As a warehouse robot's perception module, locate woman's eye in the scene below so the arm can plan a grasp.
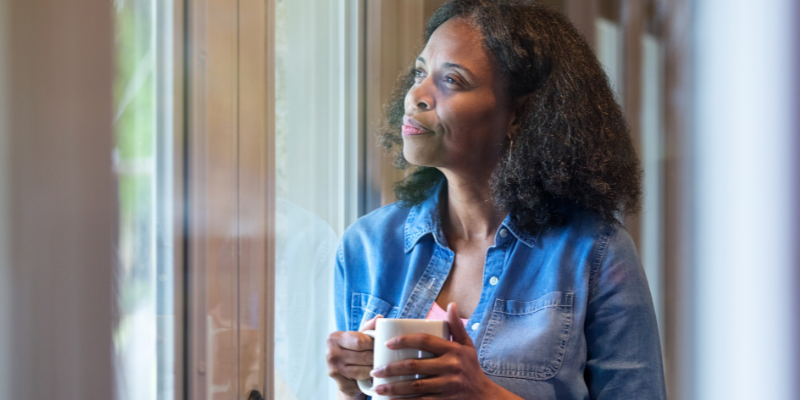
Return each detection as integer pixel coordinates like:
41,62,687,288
413,68,425,78
444,75,461,86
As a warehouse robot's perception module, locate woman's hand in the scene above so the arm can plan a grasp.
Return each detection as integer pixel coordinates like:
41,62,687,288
326,315,382,400
369,303,523,400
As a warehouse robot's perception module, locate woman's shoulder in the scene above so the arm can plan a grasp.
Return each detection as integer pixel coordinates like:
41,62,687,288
539,205,621,240
336,202,417,283
567,207,636,256
537,205,638,263
340,201,411,248
551,207,644,289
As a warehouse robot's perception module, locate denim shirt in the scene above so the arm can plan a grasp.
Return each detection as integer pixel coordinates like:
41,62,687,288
334,183,667,400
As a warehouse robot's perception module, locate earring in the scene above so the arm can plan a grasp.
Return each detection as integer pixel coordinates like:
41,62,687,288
508,139,513,163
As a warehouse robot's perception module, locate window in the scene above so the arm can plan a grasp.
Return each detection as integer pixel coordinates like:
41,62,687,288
184,0,270,398
596,0,624,103
640,17,665,341
273,0,361,398
112,0,179,399
111,2,673,399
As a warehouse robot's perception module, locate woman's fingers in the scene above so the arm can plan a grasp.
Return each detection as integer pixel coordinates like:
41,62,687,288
371,356,461,379
326,329,378,385
338,348,374,366
385,333,455,355
326,332,375,368
446,302,474,347
359,314,382,332
374,376,450,397
337,364,373,381
332,330,376,352
326,318,385,399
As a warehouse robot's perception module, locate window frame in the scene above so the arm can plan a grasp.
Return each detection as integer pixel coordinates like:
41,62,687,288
171,1,690,399
184,0,273,397
182,0,366,398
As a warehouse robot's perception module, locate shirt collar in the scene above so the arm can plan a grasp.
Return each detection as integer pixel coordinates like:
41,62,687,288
499,213,537,248
403,179,537,252
404,180,447,252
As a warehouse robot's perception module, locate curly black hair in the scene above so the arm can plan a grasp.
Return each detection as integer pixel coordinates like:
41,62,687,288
381,0,641,234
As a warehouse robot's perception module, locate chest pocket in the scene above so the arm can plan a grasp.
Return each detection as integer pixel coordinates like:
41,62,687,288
350,293,400,331
478,291,574,380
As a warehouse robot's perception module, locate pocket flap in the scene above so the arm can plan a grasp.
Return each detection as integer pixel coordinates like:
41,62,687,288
350,293,398,331
493,291,574,315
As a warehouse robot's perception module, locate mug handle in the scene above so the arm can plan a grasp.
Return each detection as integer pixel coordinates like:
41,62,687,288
356,330,378,397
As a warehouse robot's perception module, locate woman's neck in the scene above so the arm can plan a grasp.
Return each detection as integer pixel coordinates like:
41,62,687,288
439,171,506,242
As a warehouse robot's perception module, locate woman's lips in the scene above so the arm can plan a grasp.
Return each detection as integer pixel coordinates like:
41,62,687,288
402,124,431,135
402,116,433,136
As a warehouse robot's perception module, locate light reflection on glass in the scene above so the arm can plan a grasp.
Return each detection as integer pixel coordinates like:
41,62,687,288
273,0,353,398
113,0,174,399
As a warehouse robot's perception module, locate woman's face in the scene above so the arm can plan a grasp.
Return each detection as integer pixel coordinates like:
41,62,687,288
403,18,514,177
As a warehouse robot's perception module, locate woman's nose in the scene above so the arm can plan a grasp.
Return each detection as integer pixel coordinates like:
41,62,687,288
406,78,435,112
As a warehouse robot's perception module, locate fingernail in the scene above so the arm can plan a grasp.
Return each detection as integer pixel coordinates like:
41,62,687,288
383,340,393,348
376,385,386,394
370,366,384,377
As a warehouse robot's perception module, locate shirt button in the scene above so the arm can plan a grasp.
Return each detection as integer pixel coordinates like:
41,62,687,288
471,323,480,331
489,276,499,286
499,229,508,238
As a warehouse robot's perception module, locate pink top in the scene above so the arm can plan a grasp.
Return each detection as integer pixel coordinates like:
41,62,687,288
424,301,469,326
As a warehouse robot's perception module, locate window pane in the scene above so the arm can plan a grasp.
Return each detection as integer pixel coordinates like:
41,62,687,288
640,32,664,340
596,17,623,102
113,0,175,399
274,0,359,398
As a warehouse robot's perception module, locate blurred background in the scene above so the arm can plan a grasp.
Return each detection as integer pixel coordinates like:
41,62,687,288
0,0,797,399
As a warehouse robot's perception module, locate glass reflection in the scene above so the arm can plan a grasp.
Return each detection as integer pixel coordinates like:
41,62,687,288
113,0,175,399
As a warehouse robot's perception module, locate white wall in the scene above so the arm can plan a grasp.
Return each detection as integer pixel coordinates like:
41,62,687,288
0,0,116,399
693,0,798,399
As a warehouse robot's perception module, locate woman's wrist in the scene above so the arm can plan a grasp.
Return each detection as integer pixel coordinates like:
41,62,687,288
483,378,524,400
337,390,365,400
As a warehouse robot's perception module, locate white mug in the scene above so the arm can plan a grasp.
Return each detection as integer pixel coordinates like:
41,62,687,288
357,318,450,400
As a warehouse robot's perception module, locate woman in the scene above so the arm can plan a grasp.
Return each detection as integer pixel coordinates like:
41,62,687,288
326,1,666,399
